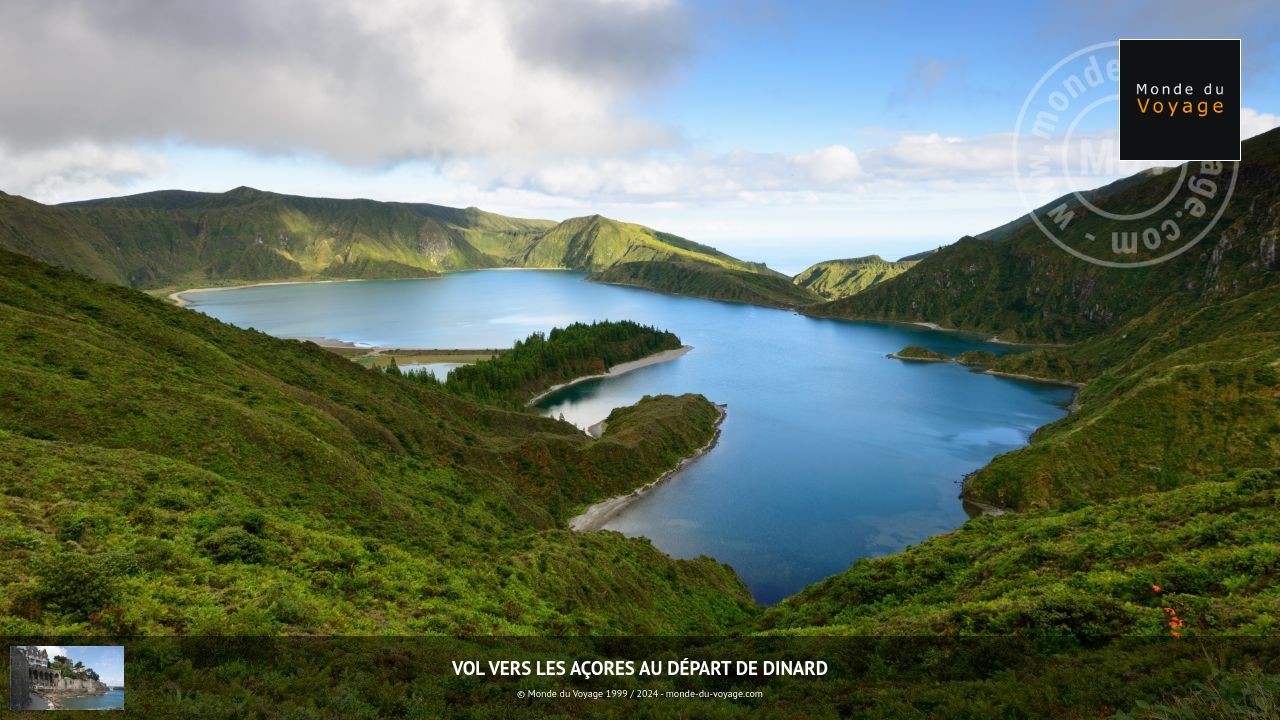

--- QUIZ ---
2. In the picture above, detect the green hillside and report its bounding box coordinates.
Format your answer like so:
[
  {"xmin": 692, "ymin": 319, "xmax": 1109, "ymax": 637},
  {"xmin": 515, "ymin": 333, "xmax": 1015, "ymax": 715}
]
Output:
[
  {"xmin": 805, "ymin": 129, "xmax": 1280, "ymax": 344},
  {"xmin": 792, "ymin": 255, "xmax": 917, "ymax": 300},
  {"xmin": 0, "ymin": 188, "xmax": 775, "ymax": 293},
  {"xmin": 0, "ymin": 247, "xmax": 755, "ymax": 635},
  {"xmin": 965, "ymin": 284, "xmax": 1280, "ymax": 510},
  {"xmin": 516, "ymin": 214, "xmax": 765, "ymax": 273},
  {"xmin": 589, "ymin": 260, "xmax": 819, "ymax": 308}
]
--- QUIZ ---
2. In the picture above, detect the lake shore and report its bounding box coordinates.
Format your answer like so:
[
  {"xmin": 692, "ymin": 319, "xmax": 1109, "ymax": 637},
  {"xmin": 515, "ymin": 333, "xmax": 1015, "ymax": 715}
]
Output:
[
  {"xmin": 570, "ymin": 404, "xmax": 726, "ymax": 532},
  {"xmin": 526, "ymin": 345, "xmax": 694, "ymax": 406},
  {"xmin": 168, "ymin": 279, "xmax": 368, "ymax": 307},
  {"xmin": 166, "ymin": 275, "xmax": 447, "ymax": 308},
  {"xmin": 984, "ymin": 370, "xmax": 1083, "ymax": 412},
  {"xmin": 908, "ymin": 320, "xmax": 1066, "ymax": 347}
]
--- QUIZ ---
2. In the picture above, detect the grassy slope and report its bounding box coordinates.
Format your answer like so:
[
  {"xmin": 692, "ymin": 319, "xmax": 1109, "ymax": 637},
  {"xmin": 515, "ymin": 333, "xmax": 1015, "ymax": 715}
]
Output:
[
  {"xmin": 967, "ymin": 286, "xmax": 1280, "ymax": 510},
  {"xmin": 519, "ymin": 214, "xmax": 764, "ymax": 273},
  {"xmin": 589, "ymin": 260, "xmax": 819, "ymax": 308},
  {"xmin": 792, "ymin": 255, "xmax": 917, "ymax": 300},
  {"xmin": 0, "ymin": 248, "xmax": 755, "ymax": 635}
]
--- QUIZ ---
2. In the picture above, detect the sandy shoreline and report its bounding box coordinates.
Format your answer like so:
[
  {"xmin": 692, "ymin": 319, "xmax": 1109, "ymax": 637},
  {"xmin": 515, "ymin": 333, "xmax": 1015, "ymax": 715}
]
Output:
[
  {"xmin": 983, "ymin": 369, "xmax": 1082, "ymax": 388},
  {"xmin": 168, "ymin": 279, "xmax": 369, "ymax": 308},
  {"xmin": 960, "ymin": 496, "xmax": 1008, "ymax": 518},
  {"xmin": 569, "ymin": 404, "xmax": 726, "ymax": 532},
  {"xmin": 908, "ymin": 320, "xmax": 1062, "ymax": 347},
  {"xmin": 167, "ymin": 275, "xmax": 447, "ymax": 308},
  {"xmin": 526, "ymin": 345, "xmax": 693, "ymax": 406},
  {"xmin": 984, "ymin": 370, "xmax": 1082, "ymax": 412}
]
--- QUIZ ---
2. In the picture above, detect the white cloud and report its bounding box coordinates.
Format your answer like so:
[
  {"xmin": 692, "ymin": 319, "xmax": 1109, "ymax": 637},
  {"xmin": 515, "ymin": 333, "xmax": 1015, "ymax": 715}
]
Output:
[
  {"xmin": 792, "ymin": 146, "xmax": 863, "ymax": 183},
  {"xmin": 37, "ymin": 646, "xmax": 68, "ymax": 660},
  {"xmin": 0, "ymin": 142, "xmax": 168, "ymax": 204},
  {"xmin": 444, "ymin": 144, "xmax": 866, "ymax": 202},
  {"xmin": 0, "ymin": 0, "xmax": 690, "ymax": 166},
  {"xmin": 1242, "ymin": 108, "xmax": 1280, "ymax": 139}
]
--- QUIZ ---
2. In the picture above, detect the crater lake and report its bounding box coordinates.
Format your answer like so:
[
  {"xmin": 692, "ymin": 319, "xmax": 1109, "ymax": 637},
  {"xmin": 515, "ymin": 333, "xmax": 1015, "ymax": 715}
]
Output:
[{"xmin": 181, "ymin": 271, "xmax": 1073, "ymax": 604}]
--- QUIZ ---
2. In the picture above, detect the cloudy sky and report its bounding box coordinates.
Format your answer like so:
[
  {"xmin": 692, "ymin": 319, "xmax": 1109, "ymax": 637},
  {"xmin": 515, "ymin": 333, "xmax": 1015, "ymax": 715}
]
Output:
[{"xmin": 1, "ymin": 0, "xmax": 1278, "ymax": 272}]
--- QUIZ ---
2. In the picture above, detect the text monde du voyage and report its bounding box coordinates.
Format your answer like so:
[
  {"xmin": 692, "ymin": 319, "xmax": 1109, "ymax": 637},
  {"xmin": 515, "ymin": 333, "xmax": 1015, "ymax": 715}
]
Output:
[{"xmin": 1134, "ymin": 82, "xmax": 1229, "ymax": 118}]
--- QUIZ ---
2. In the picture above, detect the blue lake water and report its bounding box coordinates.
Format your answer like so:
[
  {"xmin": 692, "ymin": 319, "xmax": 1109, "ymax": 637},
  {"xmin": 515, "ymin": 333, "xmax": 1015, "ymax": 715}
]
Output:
[
  {"xmin": 183, "ymin": 271, "xmax": 1072, "ymax": 604},
  {"xmin": 58, "ymin": 689, "xmax": 124, "ymax": 710}
]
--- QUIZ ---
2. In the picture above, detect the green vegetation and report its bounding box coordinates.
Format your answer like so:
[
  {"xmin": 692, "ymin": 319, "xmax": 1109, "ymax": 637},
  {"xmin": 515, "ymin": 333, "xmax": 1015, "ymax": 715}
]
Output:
[
  {"xmin": 347, "ymin": 348, "xmax": 499, "ymax": 369},
  {"xmin": 955, "ymin": 349, "xmax": 999, "ymax": 368},
  {"xmin": 966, "ymin": 284, "xmax": 1279, "ymax": 510},
  {"xmin": 316, "ymin": 257, "xmax": 440, "ymax": 279},
  {"xmin": 515, "ymin": 214, "xmax": 766, "ymax": 273},
  {"xmin": 0, "ymin": 247, "xmax": 754, "ymax": 635},
  {"xmin": 0, "ymin": 187, "xmax": 778, "ymax": 295},
  {"xmin": 590, "ymin": 260, "xmax": 819, "ymax": 308},
  {"xmin": 415, "ymin": 320, "xmax": 681, "ymax": 406},
  {"xmin": 889, "ymin": 345, "xmax": 950, "ymax": 362},
  {"xmin": 792, "ymin": 255, "xmax": 917, "ymax": 300}
]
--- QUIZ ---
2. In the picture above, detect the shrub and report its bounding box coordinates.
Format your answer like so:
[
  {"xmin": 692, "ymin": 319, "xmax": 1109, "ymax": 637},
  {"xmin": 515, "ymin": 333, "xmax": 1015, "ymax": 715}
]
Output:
[
  {"xmin": 200, "ymin": 526, "xmax": 266, "ymax": 564},
  {"xmin": 101, "ymin": 548, "xmax": 143, "ymax": 576},
  {"xmin": 133, "ymin": 538, "xmax": 175, "ymax": 571},
  {"xmin": 55, "ymin": 511, "xmax": 112, "ymax": 544},
  {"xmin": 35, "ymin": 552, "xmax": 118, "ymax": 619}
]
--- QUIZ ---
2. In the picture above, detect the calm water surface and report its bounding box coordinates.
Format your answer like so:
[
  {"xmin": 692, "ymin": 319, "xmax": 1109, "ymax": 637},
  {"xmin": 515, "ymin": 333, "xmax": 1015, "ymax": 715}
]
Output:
[{"xmin": 185, "ymin": 272, "xmax": 1072, "ymax": 603}]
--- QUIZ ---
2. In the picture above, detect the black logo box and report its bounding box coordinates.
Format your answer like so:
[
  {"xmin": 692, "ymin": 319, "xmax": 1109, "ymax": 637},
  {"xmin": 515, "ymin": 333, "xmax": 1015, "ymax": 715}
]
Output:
[{"xmin": 1120, "ymin": 39, "xmax": 1241, "ymax": 161}]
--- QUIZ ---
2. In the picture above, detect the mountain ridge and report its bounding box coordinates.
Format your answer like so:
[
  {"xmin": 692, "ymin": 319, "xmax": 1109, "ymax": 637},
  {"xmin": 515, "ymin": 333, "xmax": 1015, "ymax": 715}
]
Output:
[{"xmin": 0, "ymin": 187, "xmax": 768, "ymax": 292}]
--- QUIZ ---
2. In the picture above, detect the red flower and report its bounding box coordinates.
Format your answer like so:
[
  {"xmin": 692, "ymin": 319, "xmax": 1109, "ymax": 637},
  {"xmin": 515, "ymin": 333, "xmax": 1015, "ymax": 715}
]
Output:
[{"xmin": 1152, "ymin": 584, "xmax": 1162, "ymax": 593}]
